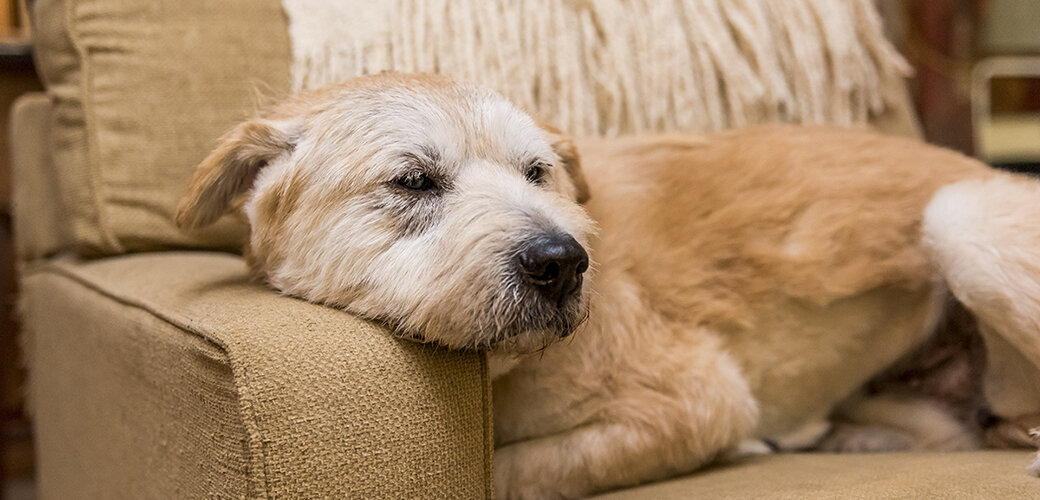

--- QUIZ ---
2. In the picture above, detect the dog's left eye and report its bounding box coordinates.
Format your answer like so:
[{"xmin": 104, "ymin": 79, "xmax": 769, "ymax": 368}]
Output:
[
  {"xmin": 396, "ymin": 172, "xmax": 435, "ymax": 191},
  {"xmin": 525, "ymin": 162, "xmax": 547, "ymax": 184}
]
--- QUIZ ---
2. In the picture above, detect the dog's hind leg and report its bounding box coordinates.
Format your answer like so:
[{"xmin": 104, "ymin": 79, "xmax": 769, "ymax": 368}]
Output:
[
  {"xmin": 816, "ymin": 393, "xmax": 981, "ymax": 452},
  {"xmin": 923, "ymin": 174, "xmax": 1040, "ymax": 471}
]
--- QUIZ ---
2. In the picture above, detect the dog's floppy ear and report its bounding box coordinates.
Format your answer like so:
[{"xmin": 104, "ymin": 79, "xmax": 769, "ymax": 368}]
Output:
[
  {"xmin": 541, "ymin": 124, "xmax": 590, "ymax": 204},
  {"xmin": 175, "ymin": 118, "xmax": 300, "ymax": 229}
]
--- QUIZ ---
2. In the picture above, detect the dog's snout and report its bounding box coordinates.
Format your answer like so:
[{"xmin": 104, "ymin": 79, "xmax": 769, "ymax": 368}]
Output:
[{"xmin": 519, "ymin": 234, "xmax": 589, "ymax": 303}]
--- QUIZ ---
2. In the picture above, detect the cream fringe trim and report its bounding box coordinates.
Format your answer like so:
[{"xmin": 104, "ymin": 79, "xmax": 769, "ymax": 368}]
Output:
[{"xmin": 283, "ymin": 0, "xmax": 910, "ymax": 137}]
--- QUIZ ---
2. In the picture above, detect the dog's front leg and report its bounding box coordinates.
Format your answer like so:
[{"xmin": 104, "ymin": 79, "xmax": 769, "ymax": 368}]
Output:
[
  {"xmin": 495, "ymin": 417, "xmax": 747, "ymax": 499},
  {"xmin": 495, "ymin": 423, "xmax": 657, "ymax": 499},
  {"xmin": 494, "ymin": 343, "xmax": 758, "ymax": 499}
]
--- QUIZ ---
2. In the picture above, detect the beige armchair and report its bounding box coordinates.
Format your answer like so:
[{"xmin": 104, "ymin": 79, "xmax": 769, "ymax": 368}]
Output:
[{"xmin": 13, "ymin": 0, "xmax": 1035, "ymax": 498}]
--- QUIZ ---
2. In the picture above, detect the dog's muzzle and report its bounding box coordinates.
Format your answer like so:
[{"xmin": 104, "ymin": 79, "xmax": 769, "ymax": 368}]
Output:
[{"xmin": 517, "ymin": 233, "xmax": 589, "ymax": 306}]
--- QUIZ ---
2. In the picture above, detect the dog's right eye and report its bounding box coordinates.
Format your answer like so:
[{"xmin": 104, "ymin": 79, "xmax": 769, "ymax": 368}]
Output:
[{"xmin": 396, "ymin": 172, "xmax": 435, "ymax": 191}]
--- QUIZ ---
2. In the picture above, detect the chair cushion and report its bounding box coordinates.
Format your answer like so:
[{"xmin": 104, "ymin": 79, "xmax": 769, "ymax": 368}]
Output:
[
  {"xmin": 21, "ymin": 252, "xmax": 492, "ymax": 497},
  {"xmin": 31, "ymin": 0, "xmax": 291, "ymax": 257},
  {"xmin": 593, "ymin": 451, "xmax": 1039, "ymax": 499}
]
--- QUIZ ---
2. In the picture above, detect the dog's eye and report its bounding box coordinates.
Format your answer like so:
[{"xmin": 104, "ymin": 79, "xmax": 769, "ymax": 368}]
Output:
[
  {"xmin": 525, "ymin": 162, "xmax": 547, "ymax": 184},
  {"xmin": 396, "ymin": 172, "xmax": 435, "ymax": 191}
]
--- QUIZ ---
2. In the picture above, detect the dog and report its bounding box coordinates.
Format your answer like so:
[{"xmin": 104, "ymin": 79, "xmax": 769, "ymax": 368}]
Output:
[{"xmin": 175, "ymin": 73, "xmax": 1040, "ymax": 498}]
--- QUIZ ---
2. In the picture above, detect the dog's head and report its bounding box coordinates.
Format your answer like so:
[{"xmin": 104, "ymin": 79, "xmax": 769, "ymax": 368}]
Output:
[{"xmin": 176, "ymin": 73, "xmax": 595, "ymax": 352}]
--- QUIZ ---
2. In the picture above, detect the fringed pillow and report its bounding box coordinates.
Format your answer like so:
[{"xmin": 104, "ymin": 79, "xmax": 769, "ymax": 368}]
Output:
[{"xmin": 284, "ymin": 0, "xmax": 911, "ymax": 136}]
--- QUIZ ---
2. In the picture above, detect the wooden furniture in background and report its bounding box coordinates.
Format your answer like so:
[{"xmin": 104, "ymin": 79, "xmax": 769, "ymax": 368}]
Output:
[
  {"xmin": 1, "ymin": 1, "xmax": 41, "ymax": 495},
  {"xmin": 972, "ymin": 0, "xmax": 1040, "ymax": 173},
  {"xmin": 1, "ymin": 39, "xmax": 41, "ymax": 491}
]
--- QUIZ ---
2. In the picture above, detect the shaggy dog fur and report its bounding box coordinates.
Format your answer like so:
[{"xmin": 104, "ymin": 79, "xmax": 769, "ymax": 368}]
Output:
[{"xmin": 176, "ymin": 73, "xmax": 1040, "ymax": 498}]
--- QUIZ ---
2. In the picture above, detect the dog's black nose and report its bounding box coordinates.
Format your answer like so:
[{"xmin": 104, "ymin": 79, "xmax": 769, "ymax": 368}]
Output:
[{"xmin": 518, "ymin": 234, "xmax": 589, "ymax": 304}]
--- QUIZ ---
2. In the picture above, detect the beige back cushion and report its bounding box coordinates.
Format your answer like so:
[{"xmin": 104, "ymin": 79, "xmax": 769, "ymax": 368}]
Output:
[
  {"xmin": 25, "ymin": 0, "xmax": 920, "ymax": 259},
  {"xmin": 31, "ymin": 0, "xmax": 291, "ymax": 258}
]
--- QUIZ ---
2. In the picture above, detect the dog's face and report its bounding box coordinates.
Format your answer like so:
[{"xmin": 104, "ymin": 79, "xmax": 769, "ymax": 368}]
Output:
[{"xmin": 176, "ymin": 74, "xmax": 595, "ymax": 352}]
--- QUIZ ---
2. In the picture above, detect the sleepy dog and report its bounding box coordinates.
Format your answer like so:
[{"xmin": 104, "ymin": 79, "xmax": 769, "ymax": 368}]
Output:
[{"xmin": 175, "ymin": 73, "xmax": 1040, "ymax": 498}]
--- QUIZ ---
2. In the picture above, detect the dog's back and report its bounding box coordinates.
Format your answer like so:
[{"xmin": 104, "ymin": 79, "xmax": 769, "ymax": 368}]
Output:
[{"xmin": 574, "ymin": 125, "xmax": 998, "ymax": 438}]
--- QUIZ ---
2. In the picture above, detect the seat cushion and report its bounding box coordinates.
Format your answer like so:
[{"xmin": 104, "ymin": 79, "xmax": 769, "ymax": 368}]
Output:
[
  {"xmin": 593, "ymin": 451, "xmax": 1039, "ymax": 499},
  {"xmin": 21, "ymin": 252, "xmax": 492, "ymax": 498}
]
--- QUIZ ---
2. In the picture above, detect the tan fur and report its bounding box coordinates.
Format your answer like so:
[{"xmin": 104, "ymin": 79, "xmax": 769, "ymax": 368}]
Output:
[
  {"xmin": 816, "ymin": 394, "xmax": 982, "ymax": 453},
  {"xmin": 538, "ymin": 122, "xmax": 590, "ymax": 204},
  {"xmin": 178, "ymin": 73, "xmax": 595, "ymax": 351},
  {"xmin": 176, "ymin": 74, "xmax": 1040, "ymax": 497},
  {"xmin": 922, "ymin": 175, "xmax": 1040, "ymax": 473}
]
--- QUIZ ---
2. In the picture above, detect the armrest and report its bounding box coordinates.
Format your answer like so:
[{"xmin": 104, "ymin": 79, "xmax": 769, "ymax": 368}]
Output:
[
  {"xmin": 10, "ymin": 92, "xmax": 73, "ymax": 261},
  {"xmin": 20, "ymin": 252, "xmax": 492, "ymax": 498}
]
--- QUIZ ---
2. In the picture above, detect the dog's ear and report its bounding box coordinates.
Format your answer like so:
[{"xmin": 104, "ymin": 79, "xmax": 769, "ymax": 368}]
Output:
[
  {"xmin": 541, "ymin": 124, "xmax": 590, "ymax": 204},
  {"xmin": 175, "ymin": 118, "xmax": 300, "ymax": 229}
]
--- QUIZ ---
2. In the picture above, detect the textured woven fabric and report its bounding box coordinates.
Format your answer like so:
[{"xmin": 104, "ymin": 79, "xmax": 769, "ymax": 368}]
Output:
[
  {"xmin": 285, "ymin": 0, "xmax": 910, "ymax": 136},
  {"xmin": 591, "ymin": 451, "xmax": 1040, "ymax": 499},
  {"xmin": 31, "ymin": 0, "xmax": 291, "ymax": 257},
  {"xmin": 22, "ymin": 267, "xmax": 253, "ymax": 498},
  {"xmin": 21, "ymin": 253, "xmax": 493, "ymax": 498},
  {"xmin": 9, "ymin": 93, "xmax": 69, "ymax": 261}
]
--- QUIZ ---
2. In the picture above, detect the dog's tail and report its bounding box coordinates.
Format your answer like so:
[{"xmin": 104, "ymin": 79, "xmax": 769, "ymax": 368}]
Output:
[{"xmin": 922, "ymin": 174, "xmax": 1040, "ymax": 471}]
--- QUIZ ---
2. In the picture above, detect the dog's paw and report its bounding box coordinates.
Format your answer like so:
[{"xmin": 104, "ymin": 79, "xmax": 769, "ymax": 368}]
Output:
[
  {"xmin": 495, "ymin": 444, "xmax": 572, "ymax": 500},
  {"xmin": 1028, "ymin": 428, "xmax": 1040, "ymax": 477},
  {"xmin": 1029, "ymin": 451, "xmax": 1040, "ymax": 477},
  {"xmin": 717, "ymin": 439, "xmax": 775, "ymax": 464}
]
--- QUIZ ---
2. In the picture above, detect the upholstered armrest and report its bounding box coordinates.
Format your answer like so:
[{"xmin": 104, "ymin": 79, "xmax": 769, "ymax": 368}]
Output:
[
  {"xmin": 20, "ymin": 252, "xmax": 492, "ymax": 498},
  {"xmin": 10, "ymin": 92, "xmax": 68, "ymax": 261}
]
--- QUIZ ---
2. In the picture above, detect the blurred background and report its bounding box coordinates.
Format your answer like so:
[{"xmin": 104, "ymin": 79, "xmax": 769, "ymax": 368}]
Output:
[
  {"xmin": 0, "ymin": 0, "xmax": 1037, "ymax": 498},
  {"xmin": 1, "ymin": 1, "xmax": 38, "ymax": 499},
  {"xmin": 879, "ymin": 0, "xmax": 1040, "ymax": 171}
]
